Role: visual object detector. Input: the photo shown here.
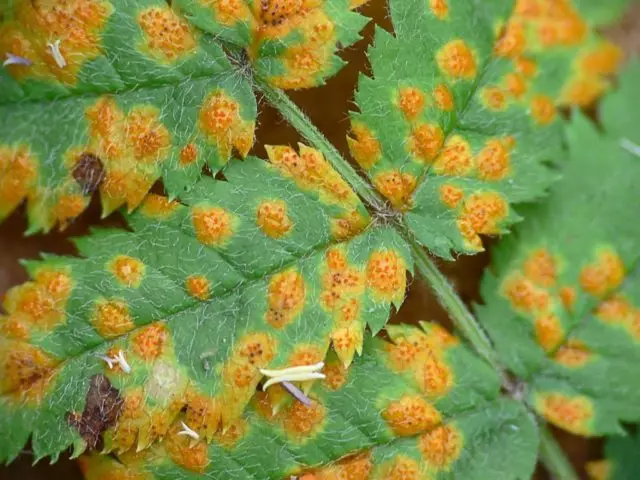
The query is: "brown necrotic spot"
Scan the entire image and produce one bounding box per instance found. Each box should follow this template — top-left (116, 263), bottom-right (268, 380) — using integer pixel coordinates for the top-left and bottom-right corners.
top-left (73, 152), bottom-right (105, 194)
top-left (66, 374), bottom-right (124, 450)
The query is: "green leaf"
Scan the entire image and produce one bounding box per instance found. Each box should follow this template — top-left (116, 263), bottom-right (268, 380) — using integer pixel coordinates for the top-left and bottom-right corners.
top-left (476, 62), bottom-right (640, 437)
top-left (0, 0), bottom-right (256, 232)
top-left (0, 145), bottom-right (413, 462)
top-left (347, 0), bottom-right (626, 259)
top-left (587, 429), bottom-right (640, 480)
top-left (78, 324), bottom-right (539, 480)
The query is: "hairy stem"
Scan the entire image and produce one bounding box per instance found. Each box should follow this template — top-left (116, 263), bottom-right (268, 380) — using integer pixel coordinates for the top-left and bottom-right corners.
top-left (254, 77), bottom-right (385, 211)
top-left (258, 82), bottom-right (577, 479)
top-left (538, 423), bottom-right (580, 480)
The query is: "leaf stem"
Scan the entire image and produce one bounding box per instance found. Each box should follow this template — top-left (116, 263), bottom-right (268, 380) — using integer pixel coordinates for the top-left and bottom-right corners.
top-left (254, 77), bottom-right (386, 211)
top-left (538, 423), bottom-right (580, 480)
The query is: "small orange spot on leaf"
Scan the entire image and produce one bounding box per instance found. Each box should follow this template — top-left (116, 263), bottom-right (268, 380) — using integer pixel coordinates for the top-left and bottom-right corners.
top-left (185, 275), bottom-right (211, 301)
top-left (347, 122), bottom-right (381, 170)
top-left (397, 87), bottom-right (427, 120)
top-left (266, 269), bottom-right (306, 328)
top-left (109, 255), bottom-right (145, 288)
top-left (92, 300), bottom-right (135, 338)
top-left (383, 395), bottom-right (441, 436)
top-left (539, 393), bottom-right (593, 435)
top-left (374, 170), bottom-right (417, 211)
top-left (409, 123), bottom-right (445, 164)
top-left (256, 200), bottom-right (293, 238)
top-left (418, 424), bottom-right (463, 470)
top-left (437, 40), bottom-right (477, 80)
top-left (192, 205), bottom-right (235, 246)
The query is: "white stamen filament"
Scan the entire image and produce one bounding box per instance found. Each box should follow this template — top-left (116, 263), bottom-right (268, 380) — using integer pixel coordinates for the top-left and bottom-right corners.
top-left (259, 362), bottom-right (324, 377)
top-left (99, 350), bottom-right (132, 374)
top-left (46, 40), bottom-right (66, 68)
top-left (263, 372), bottom-right (326, 390)
top-left (177, 421), bottom-right (200, 440)
top-left (3, 53), bottom-right (32, 67)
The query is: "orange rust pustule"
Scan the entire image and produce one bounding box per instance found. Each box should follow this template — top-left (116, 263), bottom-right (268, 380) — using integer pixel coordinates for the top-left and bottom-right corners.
top-left (433, 135), bottom-right (473, 176)
top-left (347, 123), bottom-right (381, 170)
top-left (397, 87), bottom-right (427, 120)
top-left (164, 427), bottom-right (210, 472)
top-left (283, 400), bottom-right (326, 439)
top-left (531, 95), bottom-right (557, 125)
top-left (140, 194), bottom-right (180, 219)
top-left (523, 249), bottom-right (557, 287)
top-left (382, 395), bottom-right (441, 436)
top-left (124, 107), bottom-right (171, 163)
top-left (502, 273), bottom-right (550, 314)
top-left (265, 269), bottom-right (306, 328)
top-left (535, 313), bottom-right (564, 352)
top-left (418, 424), bottom-right (463, 470)
top-left (476, 138), bottom-right (512, 181)
top-left (0, 146), bottom-right (37, 216)
top-left (179, 143), bottom-right (199, 166)
top-left (409, 123), bottom-right (445, 164)
top-left (434, 83), bottom-right (455, 111)
top-left (6, 0), bottom-right (113, 85)
top-left (192, 205), bottom-right (235, 246)
top-left (109, 255), bottom-right (145, 288)
top-left (1, 343), bottom-right (58, 400)
top-left (322, 361), bottom-right (347, 391)
top-left (439, 184), bottom-right (464, 209)
top-left (311, 452), bottom-right (373, 480)
top-left (185, 275), bottom-right (211, 301)
top-left (554, 340), bottom-right (591, 367)
top-left (379, 456), bottom-right (421, 480)
top-left (320, 248), bottom-right (364, 312)
top-left (373, 170), bottom-right (417, 211)
top-left (437, 40), bottom-right (477, 79)
top-left (539, 393), bottom-right (593, 435)
top-left (579, 249), bottom-right (625, 298)
top-left (457, 192), bottom-right (508, 251)
top-left (429, 0), bottom-right (449, 19)
top-left (482, 86), bottom-right (508, 111)
top-left (138, 7), bottom-right (197, 61)
top-left (256, 200), bottom-right (293, 238)
top-left (495, 21), bottom-right (526, 58)
top-left (418, 353), bottom-right (453, 397)
top-left (92, 300), bottom-right (135, 338)
top-left (199, 91), bottom-right (254, 158)
top-left (132, 323), bottom-right (168, 361)
top-left (366, 250), bottom-right (407, 301)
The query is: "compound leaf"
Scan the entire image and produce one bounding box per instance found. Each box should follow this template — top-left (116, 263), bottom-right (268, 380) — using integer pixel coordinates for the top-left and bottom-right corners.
top-left (78, 323), bottom-right (538, 480)
top-left (0, 145), bottom-right (413, 462)
top-left (587, 428), bottom-right (640, 480)
top-left (0, 0), bottom-right (257, 232)
top-left (476, 62), bottom-right (640, 436)
top-left (347, 0), bottom-right (625, 259)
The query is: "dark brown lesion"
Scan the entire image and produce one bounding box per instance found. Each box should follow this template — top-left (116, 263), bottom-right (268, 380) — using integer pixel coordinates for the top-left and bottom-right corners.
top-left (66, 374), bottom-right (123, 451)
top-left (72, 152), bottom-right (105, 195)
